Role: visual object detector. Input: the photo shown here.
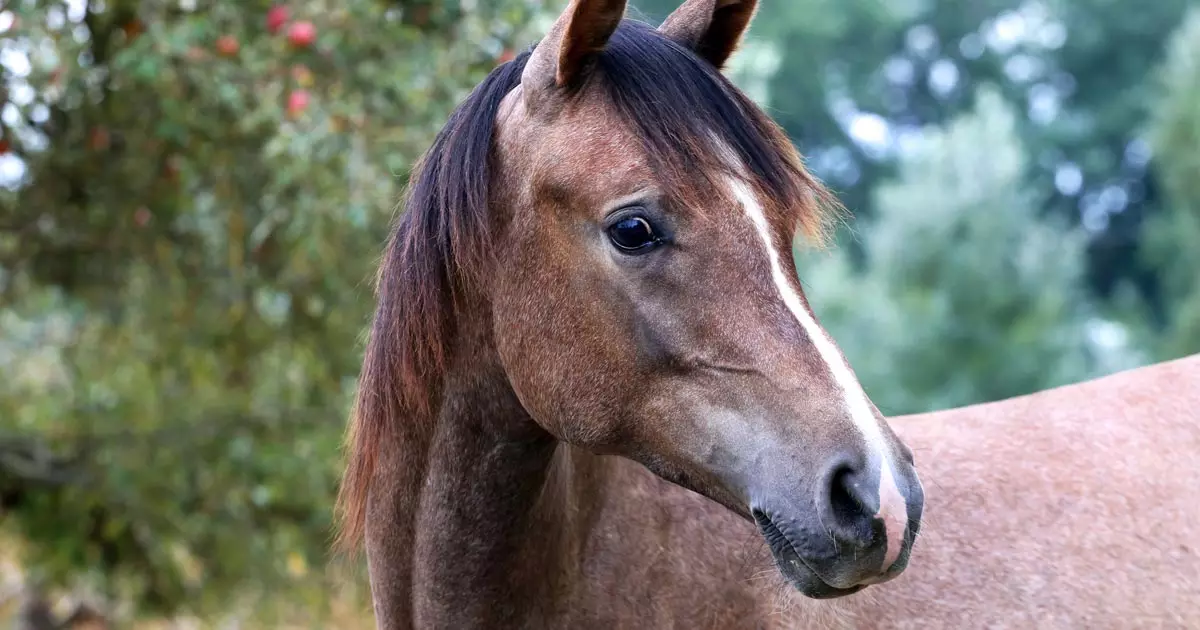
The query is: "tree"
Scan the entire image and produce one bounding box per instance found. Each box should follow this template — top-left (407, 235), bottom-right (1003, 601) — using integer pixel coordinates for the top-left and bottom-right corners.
top-left (0, 0), bottom-right (543, 625)
top-left (796, 87), bottom-right (1135, 414)
top-left (1140, 8), bottom-right (1200, 360)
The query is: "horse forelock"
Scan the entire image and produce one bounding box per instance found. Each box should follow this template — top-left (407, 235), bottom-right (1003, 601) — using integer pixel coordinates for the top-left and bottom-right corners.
top-left (335, 17), bottom-right (843, 552)
top-left (595, 20), bottom-right (842, 245)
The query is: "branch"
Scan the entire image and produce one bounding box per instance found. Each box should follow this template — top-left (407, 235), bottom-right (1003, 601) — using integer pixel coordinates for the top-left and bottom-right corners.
top-left (0, 437), bottom-right (83, 487)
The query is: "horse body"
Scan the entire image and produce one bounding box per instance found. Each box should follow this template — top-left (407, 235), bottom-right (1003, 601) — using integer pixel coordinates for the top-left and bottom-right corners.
top-left (365, 353), bottom-right (1200, 628)
top-left (873, 352), bottom-right (1200, 629)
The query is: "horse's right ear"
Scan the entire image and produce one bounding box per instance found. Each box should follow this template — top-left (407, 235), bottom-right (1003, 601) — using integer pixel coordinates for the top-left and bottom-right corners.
top-left (522, 0), bottom-right (626, 108)
top-left (658, 0), bottom-right (757, 70)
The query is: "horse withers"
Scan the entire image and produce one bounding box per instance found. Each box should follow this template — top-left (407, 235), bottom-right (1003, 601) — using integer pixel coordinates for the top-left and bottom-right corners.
top-left (337, 0), bottom-right (924, 627)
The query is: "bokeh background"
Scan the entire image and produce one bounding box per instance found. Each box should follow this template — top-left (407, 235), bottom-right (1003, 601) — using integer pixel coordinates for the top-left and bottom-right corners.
top-left (1, 0), bottom-right (1197, 626)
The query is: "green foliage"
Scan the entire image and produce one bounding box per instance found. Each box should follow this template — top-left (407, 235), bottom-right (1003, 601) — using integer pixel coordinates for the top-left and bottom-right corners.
top-left (797, 87), bottom-right (1129, 414)
top-left (0, 0), bottom-right (542, 622)
top-left (1142, 8), bottom-right (1200, 360)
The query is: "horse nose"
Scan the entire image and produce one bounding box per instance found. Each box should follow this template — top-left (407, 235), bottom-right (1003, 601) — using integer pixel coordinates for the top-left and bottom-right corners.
top-left (819, 455), bottom-right (882, 548)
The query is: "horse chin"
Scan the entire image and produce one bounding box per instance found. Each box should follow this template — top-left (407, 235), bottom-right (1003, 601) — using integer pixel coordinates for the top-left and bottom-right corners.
top-left (772, 552), bottom-right (866, 600)
top-left (754, 511), bottom-right (867, 600)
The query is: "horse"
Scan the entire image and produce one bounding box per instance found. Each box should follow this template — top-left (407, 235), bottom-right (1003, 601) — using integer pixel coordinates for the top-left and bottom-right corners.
top-left (336, 0), bottom-right (924, 627)
top-left (336, 0), bottom-right (1200, 626)
top-left (856, 353), bottom-right (1200, 629)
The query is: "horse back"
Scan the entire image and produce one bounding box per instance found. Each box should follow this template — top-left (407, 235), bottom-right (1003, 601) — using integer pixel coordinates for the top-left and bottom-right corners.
top-left (869, 354), bottom-right (1200, 628)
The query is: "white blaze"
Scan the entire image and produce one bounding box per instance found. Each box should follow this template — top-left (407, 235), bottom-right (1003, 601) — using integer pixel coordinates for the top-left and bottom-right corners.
top-left (727, 176), bottom-right (909, 572)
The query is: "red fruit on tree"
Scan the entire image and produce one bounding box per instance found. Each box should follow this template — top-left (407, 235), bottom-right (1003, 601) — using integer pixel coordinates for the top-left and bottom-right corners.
top-left (216, 34), bottom-right (240, 57)
top-left (496, 48), bottom-right (516, 65)
top-left (89, 127), bottom-right (111, 151)
top-left (122, 19), bottom-right (144, 41)
top-left (287, 21), bottom-right (316, 48)
top-left (287, 90), bottom-right (310, 118)
top-left (0, 139), bottom-right (10, 155)
top-left (161, 155), bottom-right (180, 182)
top-left (266, 6), bottom-right (289, 34)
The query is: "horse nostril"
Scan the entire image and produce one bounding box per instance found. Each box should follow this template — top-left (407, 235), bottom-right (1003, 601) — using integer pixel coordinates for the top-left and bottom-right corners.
top-left (829, 466), bottom-right (864, 519)
top-left (821, 459), bottom-right (877, 547)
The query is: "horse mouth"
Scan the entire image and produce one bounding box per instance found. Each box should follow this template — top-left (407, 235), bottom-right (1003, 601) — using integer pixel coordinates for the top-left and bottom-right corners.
top-left (752, 510), bottom-right (866, 600)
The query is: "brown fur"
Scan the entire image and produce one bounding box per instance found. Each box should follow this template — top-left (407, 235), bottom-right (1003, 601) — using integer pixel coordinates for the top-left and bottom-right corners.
top-left (861, 353), bottom-right (1200, 628)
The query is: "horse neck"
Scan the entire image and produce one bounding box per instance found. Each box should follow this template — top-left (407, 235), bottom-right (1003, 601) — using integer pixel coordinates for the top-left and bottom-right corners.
top-left (415, 369), bottom-right (563, 622)
top-left (367, 311), bottom-right (596, 629)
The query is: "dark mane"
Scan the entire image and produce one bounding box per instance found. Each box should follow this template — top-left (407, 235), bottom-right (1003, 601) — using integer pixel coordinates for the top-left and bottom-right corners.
top-left (334, 49), bottom-right (531, 550)
top-left (335, 19), bottom-right (839, 551)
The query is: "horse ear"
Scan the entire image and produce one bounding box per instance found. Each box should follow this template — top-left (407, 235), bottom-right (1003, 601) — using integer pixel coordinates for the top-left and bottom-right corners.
top-left (523, 0), bottom-right (627, 101)
top-left (658, 0), bottom-right (758, 69)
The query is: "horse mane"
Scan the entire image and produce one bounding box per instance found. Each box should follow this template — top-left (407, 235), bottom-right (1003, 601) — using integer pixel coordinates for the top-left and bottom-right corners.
top-left (333, 49), bottom-right (532, 552)
top-left (335, 19), bottom-right (841, 552)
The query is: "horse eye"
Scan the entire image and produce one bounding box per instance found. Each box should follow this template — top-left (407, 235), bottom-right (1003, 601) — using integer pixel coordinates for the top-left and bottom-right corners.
top-left (607, 216), bottom-right (660, 253)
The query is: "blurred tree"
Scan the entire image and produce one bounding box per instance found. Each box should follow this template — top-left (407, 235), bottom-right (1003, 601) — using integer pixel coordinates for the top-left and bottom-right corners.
top-left (0, 0), bottom-right (543, 624)
top-left (796, 87), bottom-right (1131, 414)
top-left (1140, 8), bottom-right (1200, 360)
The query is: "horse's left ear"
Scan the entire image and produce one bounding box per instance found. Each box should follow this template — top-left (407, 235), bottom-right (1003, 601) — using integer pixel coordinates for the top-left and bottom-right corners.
top-left (658, 0), bottom-right (758, 69)
top-left (523, 0), bottom-right (627, 102)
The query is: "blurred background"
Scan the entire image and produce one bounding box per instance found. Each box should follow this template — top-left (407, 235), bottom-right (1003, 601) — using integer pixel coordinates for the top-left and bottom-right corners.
top-left (0, 0), bottom-right (1197, 626)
